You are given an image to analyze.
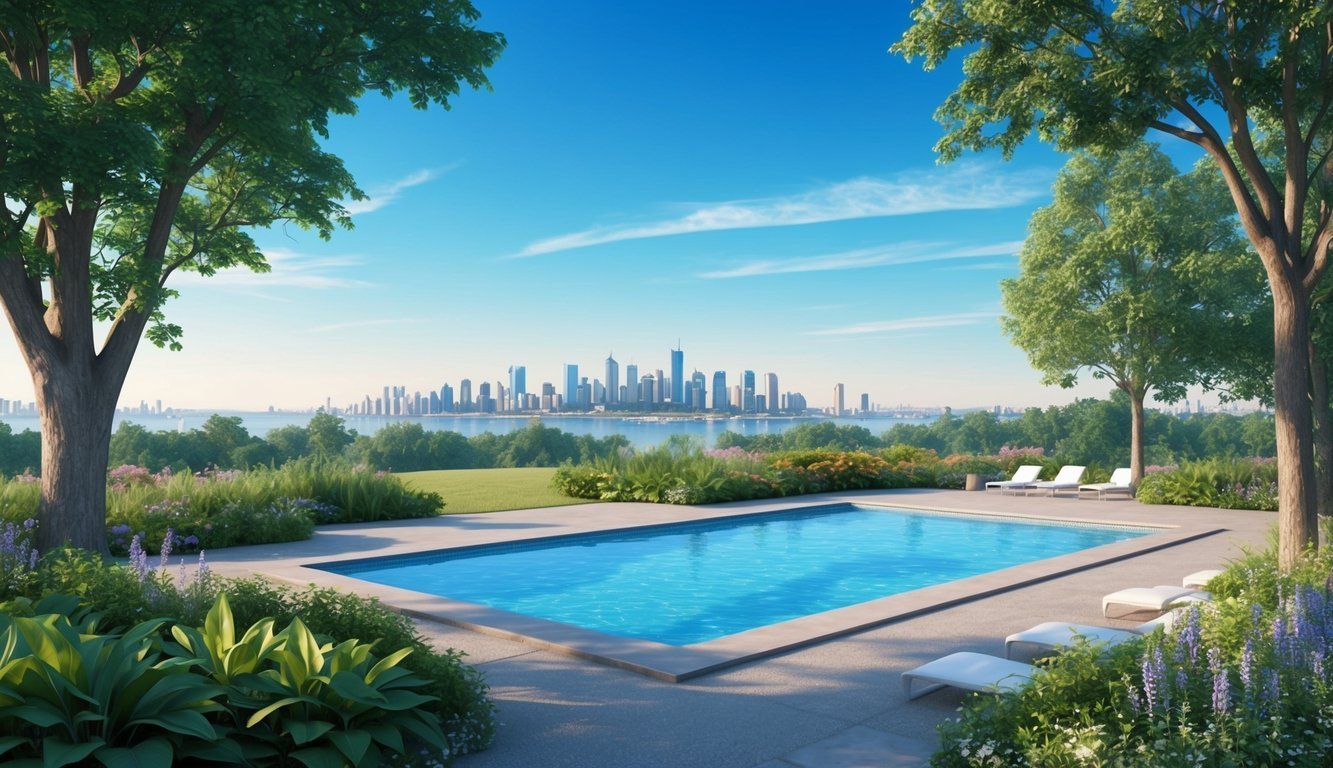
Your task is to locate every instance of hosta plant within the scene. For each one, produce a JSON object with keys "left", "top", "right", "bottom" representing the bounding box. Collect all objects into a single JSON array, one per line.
[
  {"left": 0, "top": 610, "right": 225, "bottom": 768},
  {"left": 174, "top": 593, "right": 449, "bottom": 768}
]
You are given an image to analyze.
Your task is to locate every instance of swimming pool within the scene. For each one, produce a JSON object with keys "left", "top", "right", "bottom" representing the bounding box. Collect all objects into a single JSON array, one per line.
[{"left": 314, "top": 503, "right": 1152, "bottom": 646}]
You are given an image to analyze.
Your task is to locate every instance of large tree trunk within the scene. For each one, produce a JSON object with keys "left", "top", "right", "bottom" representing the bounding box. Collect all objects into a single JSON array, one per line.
[
  {"left": 35, "top": 367, "right": 119, "bottom": 557},
  {"left": 1311, "top": 339, "right": 1332, "bottom": 530},
  {"left": 1128, "top": 389, "right": 1145, "bottom": 488},
  {"left": 1273, "top": 279, "right": 1319, "bottom": 569}
]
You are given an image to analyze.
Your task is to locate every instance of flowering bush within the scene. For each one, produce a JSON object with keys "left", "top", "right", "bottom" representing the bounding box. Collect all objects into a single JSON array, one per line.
[
  {"left": 933, "top": 542, "right": 1333, "bottom": 767},
  {"left": 1136, "top": 458, "right": 1278, "bottom": 511},
  {"left": 0, "top": 518, "right": 39, "bottom": 597}
]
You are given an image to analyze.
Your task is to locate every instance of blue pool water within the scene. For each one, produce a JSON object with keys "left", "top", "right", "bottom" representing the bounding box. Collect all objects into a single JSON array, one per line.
[{"left": 315, "top": 504, "right": 1151, "bottom": 646}]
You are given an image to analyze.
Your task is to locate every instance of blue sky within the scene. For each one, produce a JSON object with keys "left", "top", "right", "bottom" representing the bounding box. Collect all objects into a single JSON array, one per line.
[{"left": 0, "top": 1, "right": 1204, "bottom": 412}]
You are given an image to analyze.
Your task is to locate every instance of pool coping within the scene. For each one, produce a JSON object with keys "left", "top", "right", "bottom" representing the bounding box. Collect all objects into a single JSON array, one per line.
[{"left": 247, "top": 497, "right": 1224, "bottom": 682}]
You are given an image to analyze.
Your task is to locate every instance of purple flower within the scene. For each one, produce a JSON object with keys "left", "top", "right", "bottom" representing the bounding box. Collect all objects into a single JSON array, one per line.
[
  {"left": 1208, "top": 647, "right": 1230, "bottom": 715},
  {"left": 1142, "top": 643, "right": 1165, "bottom": 713},
  {"left": 183, "top": 534, "right": 199, "bottom": 548},
  {"left": 1240, "top": 637, "right": 1255, "bottom": 693},
  {"left": 128, "top": 534, "right": 149, "bottom": 582},
  {"left": 110, "top": 523, "right": 131, "bottom": 536},
  {"left": 159, "top": 527, "right": 174, "bottom": 568}
]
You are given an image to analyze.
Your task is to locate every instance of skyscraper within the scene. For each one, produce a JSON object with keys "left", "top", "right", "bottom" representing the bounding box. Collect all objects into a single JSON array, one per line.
[
  {"left": 508, "top": 365, "right": 526, "bottom": 411},
  {"left": 478, "top": 381, "right": 492, "bottom": 413},
  {"left": 625, "top": 364, "right": 639, "bottom": 404},
  {"left": 670, "top": 346, "right": 684, "bottom": 404},
  {"left": 459, "top": 379, "right": 472, "bottom": 413},
  {"left": 764, "top": 373, "right": 778, "bottom": 414},
  {"left": 605, "top": 354, "right": 619, "bottom": 405},
  {"left": 691, "top": 370, "right": 707, "bottom": 410},
  {"left": 860, "top": 393, "right": 870, "bottom": 414},
  {"left": 440, "top": 384, "right": 454, "bottom": 412},
  {"left": 833, "top": 383, "right": 845, "bottom": 416},
  {"left": 711, "top": 370, "right": 727, "bottom": 411},
  {"left": 742, "top": 370, "right": 756, "bottom": 413},
  {"left": 564, "top": 364, "right": 579, "bottom": 408}
]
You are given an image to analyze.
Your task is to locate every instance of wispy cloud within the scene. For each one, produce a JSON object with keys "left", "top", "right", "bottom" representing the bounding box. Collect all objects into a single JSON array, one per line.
[
  {"left": 309, "top": 318, "right": 422, "bottom": 333},
  {"left": 809, "top": 311, "right": 998, "bottom": 337},
  {"left": 175, "top": 247, "right": 370, "bottom": 289},
  {"left": 510, "top": 164, "right": 1049, "bottom": 258},
  {"left": 698, "top": 240, "right": 1022, "bottom": 279},
  {"left": 344, "top": 166, "right": 455, "bottom": 215}
]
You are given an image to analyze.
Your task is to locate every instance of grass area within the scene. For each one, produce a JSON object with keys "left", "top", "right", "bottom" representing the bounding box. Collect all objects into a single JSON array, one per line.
[{"left": 396, "top": 467, "right": 597, "bottom": 514}]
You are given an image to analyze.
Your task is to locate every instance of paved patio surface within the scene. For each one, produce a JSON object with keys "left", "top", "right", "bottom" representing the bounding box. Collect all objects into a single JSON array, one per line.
[{"left": 205, "top": 489, "right": 1274, "bottom": 768}]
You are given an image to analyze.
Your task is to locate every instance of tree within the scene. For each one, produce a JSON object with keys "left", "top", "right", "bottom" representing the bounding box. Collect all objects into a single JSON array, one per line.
[
  {"left": 895, "top": 3, "right": 1333, "bottom": 567},
  {"left": 1001, "top": 143, "right": 1265, "bottom": 486},
  {"left": 0, "top": 3, "right": 503, "bottom": 554},
  {"left": 307, "top": 410, "right": 354, "bottom": 458}
]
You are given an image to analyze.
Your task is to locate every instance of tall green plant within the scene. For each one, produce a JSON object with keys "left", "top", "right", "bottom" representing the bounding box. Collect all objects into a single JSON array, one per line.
[{"left": 0, "top": 612, "right": 225, "bottom": 767}]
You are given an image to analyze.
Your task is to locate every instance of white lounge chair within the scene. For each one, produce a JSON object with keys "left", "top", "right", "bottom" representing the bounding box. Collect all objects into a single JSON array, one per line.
[
  {"left": 1078, "top": 467, "right": 1133, "bottom": 499},
  {"left": 1004, "top": 611, "right": 1176, "bottom": 659},
  {"left": 984, "top": 464, "right": 1043, "bottom": 495},
  {"left": 1026, "top": 465, "right": 1086, "bottom": 496},
  {"left": 902, "top": 651, "right": 1035, "bottom": 700},
  {"left": 1102, "top": 585, "right": 1210, "bottom": 618},
  {"left": 1182, "top": 569, "right": 1223, "bottom": 590}
]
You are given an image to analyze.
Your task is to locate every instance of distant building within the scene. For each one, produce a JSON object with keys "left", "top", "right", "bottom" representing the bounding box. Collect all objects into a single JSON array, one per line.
[
  {"left": 742, "top": 370, "right": 756, "bottom": 413},
  {"left": 459, "top": 379, "right": 472, "bottom": 413},
  {"left": 605, "top": 355, "right": 619, "bottom": 405},
  {"left": 508, "top": 365, "right": 526, "bottom": 411},
  {"left": 833, "top": 383, "right": 845, "bottom": 416},
  {"left": 860, "top": 393, "right": 870, "bottom": 414},
  {"left": 711, "top": 370, "right": 727, "bottom": 411},
  {"left": 625, "top": 364, "right": 639, "bottom": 404},
  {"left": 670, "top": 347, "right": 684, "bottom": 404},
  {"left": 690, "top": 370, "right": 707, "bottom": 410},
  {"left": 440, "top": 384, "right": 454, "bottom": 412},
  {"left": 765, "top": 373, "right": 778, "bottom": 413},
  {"left": 641, "top": 374, "right": 657, "bottom": 404},
  {"left": 564, "top": 364, "right": 579, "bottom": 408}
]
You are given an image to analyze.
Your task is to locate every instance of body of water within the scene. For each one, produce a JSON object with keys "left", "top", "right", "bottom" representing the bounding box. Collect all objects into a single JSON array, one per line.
[
  {"left": 0, "top": 411, "right": 936, "bottom": 449},
  {"left": 316, "top": 503, "right": 1151, "bottom": 646}
]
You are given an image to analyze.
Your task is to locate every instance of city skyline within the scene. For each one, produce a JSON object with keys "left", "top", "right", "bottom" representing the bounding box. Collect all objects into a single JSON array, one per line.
[
  {"left": 332, "top": 345, "right": 818, "bottom": 417},
  {"left": 0, "top": 2, "right": 1228, "bottom": 413}
]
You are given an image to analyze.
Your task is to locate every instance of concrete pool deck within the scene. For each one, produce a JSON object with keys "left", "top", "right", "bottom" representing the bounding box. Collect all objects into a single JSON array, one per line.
[{"left": 205, "top": 489, "right": 1274, "bottom": 768}]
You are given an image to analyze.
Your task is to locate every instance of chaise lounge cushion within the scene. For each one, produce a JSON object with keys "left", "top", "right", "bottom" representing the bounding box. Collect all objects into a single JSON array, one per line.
[
  {"left": 985, "top": 465, "right": 1043, "bottom": 494},
  {"left": 1102, "top": 585, "right": 1210, "bottom": 617},
  {"left": 901, "top": 651, "right": 1035, "bottom": 700},
  {"left": 1003, "top": 611, "right": 1176, "bottom": 658}
]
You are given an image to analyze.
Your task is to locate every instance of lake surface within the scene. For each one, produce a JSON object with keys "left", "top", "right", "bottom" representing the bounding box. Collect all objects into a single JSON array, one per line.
[{"left": 0, "top": 411, "right": 936, "bottom": 449}]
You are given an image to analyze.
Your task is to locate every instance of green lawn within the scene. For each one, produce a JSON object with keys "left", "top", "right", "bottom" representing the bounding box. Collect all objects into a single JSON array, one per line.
[{"left": 396, "top": 467, "right": 596, "bottom": 514}]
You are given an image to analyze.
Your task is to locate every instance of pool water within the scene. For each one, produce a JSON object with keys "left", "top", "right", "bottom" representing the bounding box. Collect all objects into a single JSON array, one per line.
[{"left": 315, "top": 504, "right": 1151, "bottom": 646}]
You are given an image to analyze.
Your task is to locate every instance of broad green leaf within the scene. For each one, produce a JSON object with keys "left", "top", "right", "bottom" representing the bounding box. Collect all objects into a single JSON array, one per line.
[
  {"left": 0, "top": 735, "right": 31, "bottom": 757},
  {"left": 128, "top": 709, "right": 219, "bottom": 741},
  {"left": 366, "top": 647, "right": 413, "bottom": 681},
  {"left": 92, "top": 739, "right": 173, "bottom": 768},
  {"left": 40, "top": 737, "right": 103, "bottom": 768},
  {"left": 285, "top": 719, "right": 335, "bottom": 745},
  {"left": 246, "top": 696, "right": 305, "bottom": 728},
  {"left": 290, "top": 746, "right": 344, "bottom": 768},
  {"left": 329, "top": 671, "right": 386, "bottom": 705},
  {"left": 327, "top": 728, "right": 372, "bottom": 766}
]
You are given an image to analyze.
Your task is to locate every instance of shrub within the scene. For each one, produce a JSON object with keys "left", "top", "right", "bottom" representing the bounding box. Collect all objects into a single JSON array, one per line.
[
  {"left": 0, "top": 610, "right": 227, "bottom": 767},
  {"left": 1135, "top": 458, "right": 1278, "bottom": 510},
  {"left": 25, "top": 539, "right": 495, "bottom": 762},
  {"left": 931, "top": 543, "right": 1333, "bottom": 767},
  {"left": 215, "top": 577, "right": 496, "bottom": 757}
]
